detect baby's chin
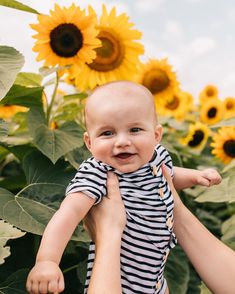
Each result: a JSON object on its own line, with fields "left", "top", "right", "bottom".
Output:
{"left": 112, "top": 164, "right": 141, "bottom": 174}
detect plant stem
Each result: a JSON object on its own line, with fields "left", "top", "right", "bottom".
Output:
{"left": 63, "top": 264, "right": 80, "bottom": 274}
{"left": 47, "top": 72, "right": 59, "bottom": 124}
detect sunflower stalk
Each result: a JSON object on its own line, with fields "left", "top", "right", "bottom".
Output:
{"left": 46, "top": 72, "right": 59, "bottom": 125}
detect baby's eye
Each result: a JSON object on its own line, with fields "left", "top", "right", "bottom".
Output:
{"left": 130, "top": 127, "right": 142, "bottom": 133}
{"left": 100, "top": 130, "right": 113, "bottom": 136}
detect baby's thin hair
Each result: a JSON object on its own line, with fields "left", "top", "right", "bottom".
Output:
{"left": 84, "top": 80, "right": 158, "bottom": 128}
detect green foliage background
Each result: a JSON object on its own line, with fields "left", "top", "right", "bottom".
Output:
{"left": 0, "top": 1, "right": 235, "bottom": 293}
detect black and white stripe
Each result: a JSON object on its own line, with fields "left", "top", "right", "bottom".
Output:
{"left": 66, "top": 144, "right": 177, "bottom": 294}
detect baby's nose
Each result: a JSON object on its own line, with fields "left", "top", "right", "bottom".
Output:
{"left": 114, "top": 134, "right": 131, "bottom": 147}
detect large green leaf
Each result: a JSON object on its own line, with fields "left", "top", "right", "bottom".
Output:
{"left": 0, "top": 46, "right": 24, "bottom": 100}
{"left": 0, "top": 187, "right": 56, "bottom": 235}
{"left": 28, "top": 121, "right": 84, "bottom": 164}
{"left": 0, "top": 268, "right": 28, "bottom": 293}
{"left": 196, "top": 174, "right": 235, "bottom": 203}
{"left": 66, "top": 145, "right": 91, "bottom": 170}
{"left": 0, "top": 187, "right": 89, "bottom": 241}
{"left": 1, "top": 85, "right": 43, "bottom": 107}
{"left": 0, "top": 119, "right": 8, "bottom": 141}
{"left": 0, "top": 220, "right": 25, "bottom": 264}
{"left": 165, "top": 245, "right": 190, "bottom": 294}
{"left": 211, "top": 117, "right": 235, "bottom": 128}
{"left": 221, "top": 214, "right": 235, "bottom": 248}
{"left": 0, "top": 0, "right": 38, "bottom": 14}
{"left": 15, "top": 72, "right": 42, "bottom": 87}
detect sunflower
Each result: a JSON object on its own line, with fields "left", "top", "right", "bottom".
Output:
{"left": 180, "top": 122, "right": 210, "bottom": 150}
{"left": 199, "top": 98, "right": 224, "bottom": 125}
{"left": 136, "top": 58, "right": 180, "bottom": 103}
{"left": 211, "top": 126, "right": 235, "bottom": 164}
{"left": 199, "top": 84, "right": 218, "bottom": 104}
{"left": 31, "top": 4, "right": 101, "bottom": 67}
{"left": 223, "top": 97, "right": 235, "bottom": 119}
{"left": 0, "top": 105, "right": 28, "bottom": 120}
{"left": 68, "top": 4, "right": 144, "bottom": 91}
{"left": 157, "top": 91, "right": 191, "bottom": 121}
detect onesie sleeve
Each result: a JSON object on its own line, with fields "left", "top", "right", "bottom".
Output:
{"left": 65, "top": 158, "right": 108, "bottom": 204}
{"left": 155, "top": 144, "right": 174, "bottom": 177}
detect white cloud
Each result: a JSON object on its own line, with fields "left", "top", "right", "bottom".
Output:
{"left": 163, "top": 20, "right": 183, "bottom": 40}
{"left": 135, "top": 0, "right": 165, "bottom": 13}
{"left": 189, "top": 37, "right": 216, "bottom": 55}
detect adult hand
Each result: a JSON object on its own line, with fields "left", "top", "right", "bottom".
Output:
{"left": 84, "top": 171, "right": 126, "bottom": 243}
{"left": 162, "top": 163, "right": 183, "bottom": 213}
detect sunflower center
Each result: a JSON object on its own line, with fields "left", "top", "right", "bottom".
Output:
{"left": 88, "top": 30, "right": 124, "bottom": 72}
{"left": 188, "top": 130, "right": 204, "bottom": 147}
{"left": 206, "top": 88, "right": 215, "bottom": 97}
{"left": 50, "top": 23, "right": 83, "bottom": 58}
{"left": 223, "top": 140, "right": 235, "bottom": 158}
{"left": 142, "top": 69, "right": 170, "bottom": 95}
{"left": 226, "top": 101, "right": 234, "bottom": 110}
{"left": 166, "top": 96, "right": 180, "bottom": 110}
{"left": 207, "top": 107, "right": 217, "bottom": 118}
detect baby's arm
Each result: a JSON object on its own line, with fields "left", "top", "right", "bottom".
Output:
{"left": 26, "top": 192, "right": 95, "bottom": 294}
{"left": 173, "top": 167, "right": 222, "bottom": 190}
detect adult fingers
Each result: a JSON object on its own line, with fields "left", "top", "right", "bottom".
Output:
{"left": 161, "top": 164, "right": 175, "bottom": 191}
{"left": 106, "top": 172, "right": 120, "bottom": 200}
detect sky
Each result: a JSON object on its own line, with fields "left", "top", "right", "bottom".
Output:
{"left": 1, "top": 0, "right": 235, "bottom": 100}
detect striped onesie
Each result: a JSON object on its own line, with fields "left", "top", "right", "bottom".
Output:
{"left": 66, "top": 144, "right": 177, "bottom": 294}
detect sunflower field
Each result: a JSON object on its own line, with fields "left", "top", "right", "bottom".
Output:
{"left": 0, "top": 1, "right": 235, "bottom": 293}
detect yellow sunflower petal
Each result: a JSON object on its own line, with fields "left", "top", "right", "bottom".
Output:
{"left": 211, "top": 126, "right": 235, "bottom": 164}
{"left": 200, "top": 98, "right": 224, "bottom": 125}
{"left": 180, "top": 122, "right": 210, "bottom": 150}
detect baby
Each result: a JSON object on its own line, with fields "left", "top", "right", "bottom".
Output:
{"left": 27, "top": 81, "right": 221, "bottom": 294}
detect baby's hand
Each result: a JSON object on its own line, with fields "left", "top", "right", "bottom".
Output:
{"left": 26, "top": 260, "right": 64, "bottom": 294}
{"left": 195, "top": 168, "right": 222, "bottom": 187}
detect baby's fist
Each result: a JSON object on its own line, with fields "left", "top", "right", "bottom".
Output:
{"left": 197, "top": 168, "right": 222, "bottom": 187}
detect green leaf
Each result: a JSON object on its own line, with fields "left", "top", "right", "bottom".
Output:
{"left": 0, "top": 119, "right": 8, "bottom": 140}
{"left": 165, "top": 245, "right": 190, "bottom": 294}
{"left": 0, "top": 268, "right": 29, "bottom": 293}
{"left": 64, "top": 92, "right": 88, "bottom": 101}
{"left": 15, "top": 72, "right": 42, "bottom": 87}
{"left": 200, "top": 283, "right": 213, "bottom": 294}
{"left": 0, "top": 187, "right": 89, "bottom": 241}
{"left": 29, "top": 121, "right": 84, "bottom": 164}
{"left": 0, "top": 0, "right": 39, "bottom": 14}
{"left": 210, "top": 117, "right": 235, "bottom": 128}
{"left": 0, "top": 187, "right": 56, "bottom": 235}
{"left": 1, "top": 85, "right": 43, "bottom": 107}
{"left": 22, "top": 151, "right": 72, "bottom": 184}
{"left": 196, "top": 174, "right": 235, "bottom": 203}
{"left": 221, "top": 214, "right": 235, "bottom": 244}
{"left": 0, "top": 46, "right": 24, "bottom": 100}
{"left": 0, "top": 220, "right": 25, "bottom": 264}
{"left": 66, "top": 145, "right": 91, "bottom": 170}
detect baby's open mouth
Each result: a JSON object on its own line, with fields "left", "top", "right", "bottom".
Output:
{"left": 115, "top": 152, "right": 134, "bottom": 159}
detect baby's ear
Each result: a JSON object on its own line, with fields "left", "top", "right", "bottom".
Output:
{"left": 155, "top": 124, "right": 162, "bottom": 143}
{"left": 83, "top": 132, "right": 91, "bottom": 151}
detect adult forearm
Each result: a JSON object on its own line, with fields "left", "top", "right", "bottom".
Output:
{"left": 88, "top": 233, "right": 122, "bottom": 294}
{"left": 174, "top": 206, "right": 235, "bottom": 294}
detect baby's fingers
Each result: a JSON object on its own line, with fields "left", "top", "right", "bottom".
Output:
{"left": 48, "top": 279, "right": 63, "bottom": 293}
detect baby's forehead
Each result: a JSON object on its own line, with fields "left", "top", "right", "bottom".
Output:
{"left": 86, "top": 83, "right": 153, "bottom": 107}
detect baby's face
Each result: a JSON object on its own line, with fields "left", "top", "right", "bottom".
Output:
{"left": 84, "top": 83, "right": 162, "bottom": 173}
